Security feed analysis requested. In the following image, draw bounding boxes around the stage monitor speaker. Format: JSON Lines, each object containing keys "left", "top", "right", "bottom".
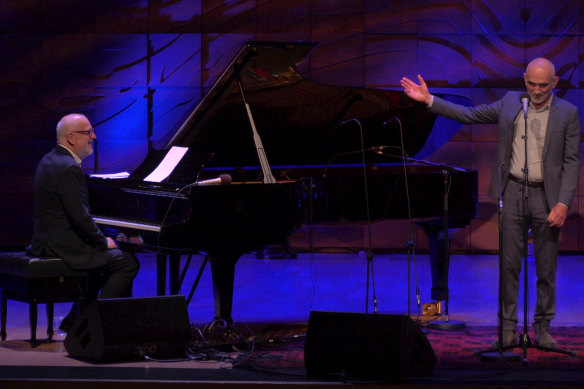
{"left": 64, "top": 295, "right": 191, "bottom": 362}
{"left": 304, "top": 311, "right": 436, "bottom": 381}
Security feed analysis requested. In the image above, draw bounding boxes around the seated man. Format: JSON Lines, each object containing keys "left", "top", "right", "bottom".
{"left": 27, "top": 113, "right": 139, "bottom": 331}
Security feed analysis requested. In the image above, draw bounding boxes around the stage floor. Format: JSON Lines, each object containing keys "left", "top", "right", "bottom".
{"left": 1, "top": 251, "right": 584, "bottom": 388}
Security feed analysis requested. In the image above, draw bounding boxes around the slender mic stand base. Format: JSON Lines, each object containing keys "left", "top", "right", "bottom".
{"left": 474, "top": 330, "right": 521, "bottom": 362}
{"left": 477, "top": 333, "right": 576, "bottom": 364}
{"left": 478, "top": 350, "right": 521, "bottom": 362}
{"left": 517, "top": 333, "right": 577, "bottom": 364}
{"left": 427, "top": 318, "right": 466, "bottom": 330}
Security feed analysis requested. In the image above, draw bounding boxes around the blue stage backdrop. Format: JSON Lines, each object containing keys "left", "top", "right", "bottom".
{"left": 0, "top": 0, "right": 582, "bottom": 252}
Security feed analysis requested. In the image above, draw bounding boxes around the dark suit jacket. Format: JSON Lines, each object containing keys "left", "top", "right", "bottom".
{"left": 27, "top": 146, "right": 109, "bottom": 270}
{"left": 430, "top": 91, "right": 580, "bottom": 209}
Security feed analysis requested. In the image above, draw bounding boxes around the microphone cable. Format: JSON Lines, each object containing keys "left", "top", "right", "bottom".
{"left": 156, "top": 152, "right": 215, "bottom": 256}
{"left": 156, "top": 181, "right": 196, "bottom": 250}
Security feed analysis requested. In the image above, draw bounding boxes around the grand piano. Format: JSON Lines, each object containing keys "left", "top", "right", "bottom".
{"left": 88, "top": 41, "right": 478, "bottom": 323}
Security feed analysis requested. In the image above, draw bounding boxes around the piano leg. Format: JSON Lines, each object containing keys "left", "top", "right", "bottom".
{"left": 156, "top": 254, "right": 166, "bottom": 296}
{"left": 210, "top": 256, "right": 237, "bottom": 324}
{"left": 417, "top": 223, "right": 460, "bottom": 302}
{"left": 155, "top": 252, "right": 182, "bottom": 295}
{"left": 168, "top": 253, "right": 181, "bottom": 295}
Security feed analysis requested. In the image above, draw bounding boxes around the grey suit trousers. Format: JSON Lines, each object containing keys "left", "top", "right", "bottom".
{"left": 501, "top": 179, "right": 559, "bottom": 330}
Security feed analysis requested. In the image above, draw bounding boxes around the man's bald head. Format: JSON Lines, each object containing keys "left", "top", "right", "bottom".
{"left": 525, "top": 57, "right": 556, "bottom": 78}
{"left": 56, "top": 113, "right": 96, "bottom": 160}
{"left": 56, "top": 113, "right": 89, "bottom": 142}
{"left": 524, "top": 57, "right": 559, "bottom": 109}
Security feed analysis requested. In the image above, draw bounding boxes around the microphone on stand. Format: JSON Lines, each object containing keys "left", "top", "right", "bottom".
{"left": 520, "top": 93, "right": 530, "bottom": 118}
{"left": 382, "top": 117, "right": 400, "bottom": 127}
{"left": 339, "top": 118, "right": 357, "bottom": 126}
{"left": 371, "top": 146, "right": 391, "bottom": 155}
{"left": 194, "top": 173, "right": 232, "bottom": 186}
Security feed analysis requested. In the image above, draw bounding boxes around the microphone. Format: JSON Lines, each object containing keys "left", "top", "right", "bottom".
{"left": 382, "top": 117, "right": 400, "bottom": 127}
{"left": 371, "top": 146, "right": 391, "bottom": 154}
{"left": 339, "top": 118, "right": 357, "bottom": 126}
{"left": 194, "top": 173, "right": 232, "bottom": 186}
{"left": 520, "top": 93, "right": 530, "bottom": 118}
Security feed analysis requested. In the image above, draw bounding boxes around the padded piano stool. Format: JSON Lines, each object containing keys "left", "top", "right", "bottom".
{"left": 0, "top": 252, "right": 88, "bottom": 346}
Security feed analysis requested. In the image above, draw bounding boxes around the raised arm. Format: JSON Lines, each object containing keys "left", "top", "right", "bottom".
{"left": 400, "top": 74, "right": 432, "bottom": 105}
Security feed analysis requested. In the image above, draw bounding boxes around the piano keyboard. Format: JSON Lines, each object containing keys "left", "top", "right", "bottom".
{"left": 92, "top": 216, "right": 162, "bottom": 232}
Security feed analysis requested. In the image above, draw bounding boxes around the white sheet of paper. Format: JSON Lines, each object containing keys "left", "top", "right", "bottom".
{"left": 89, "top": 171, "right": 130, "bottom": 179}
{"left": 143, "top": 146, "right": 189, "bottom": 183}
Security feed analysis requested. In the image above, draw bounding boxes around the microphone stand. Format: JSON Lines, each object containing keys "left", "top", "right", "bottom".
{"left": 372, "top": 148, "right": 465, "bottom": 321}
{"left": 476, "top": 102, "right": 575, "bottom": 362}
{"left": 514, "top": 104, "right": 576, "bottom": 362}
{"left": 519, "top": 110, "right": 531, "bottom": 362}
{"left": 476, "top": 162, "right": 520, "bottom": 361}
{"left": 341, "top": 119, "right": 378, "bottom": 313}
{"left": 427, "top": 170, "right": 465, "bottom": 330}
{"left": 375, "top": 118, "right": 422, "bottom": 318}
{"left": 389, "top": 118, "right": 420, "bottom": 318}
{"left": 359, "top": 119, "right": 378, "bottom": 314}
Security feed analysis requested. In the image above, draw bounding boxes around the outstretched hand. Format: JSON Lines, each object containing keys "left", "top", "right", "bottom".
{"left": 400, "top": 74, "right": 432, "bottom": 105}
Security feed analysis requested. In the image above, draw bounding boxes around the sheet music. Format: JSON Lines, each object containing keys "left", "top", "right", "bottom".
{"left": 143, "top": 146, "right": 189, "bottom": 182}
{"left": 90, "top": 171, "right": 130, "bottom": 179}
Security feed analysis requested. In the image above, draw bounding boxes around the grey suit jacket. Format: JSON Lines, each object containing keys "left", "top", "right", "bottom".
{"left": 430, "top": 92, "right": 580, "bottom": 209}
{"left": 27, "top": 146, "right": 109, "bottom": 270}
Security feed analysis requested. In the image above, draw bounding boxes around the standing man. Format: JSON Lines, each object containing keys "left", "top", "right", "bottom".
{"left": 27, "top": 113, "right": 140, "bottom": 331}
{"left": 400, "top": 58, "right": 580, "bottom": 348}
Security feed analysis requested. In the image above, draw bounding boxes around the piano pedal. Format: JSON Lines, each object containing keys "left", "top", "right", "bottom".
{"left": 422, "top": 301, "right": 443, "bottom": 316}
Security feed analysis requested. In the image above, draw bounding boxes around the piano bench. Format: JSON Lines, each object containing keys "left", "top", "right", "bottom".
{"left": 0, "top": 252, "right": 89, "bottom": 346}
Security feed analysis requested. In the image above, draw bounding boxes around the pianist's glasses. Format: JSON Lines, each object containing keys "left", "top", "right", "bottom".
{"left": 69, "top": 128, "right": 96, "bottom": 137}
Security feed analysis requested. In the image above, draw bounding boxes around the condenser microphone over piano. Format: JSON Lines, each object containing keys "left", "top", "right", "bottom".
{"left": 382, "top": 117, "right": 400, "bottom": 127}
{"left": 195, "top": 174, "right": 232, "bottom": 186}
{"left": 339, "top": 118, "right": 357, "bottom": 126}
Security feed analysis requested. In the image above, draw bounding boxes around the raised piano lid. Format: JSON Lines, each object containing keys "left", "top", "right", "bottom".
{"left": 131, "top": 41, "right": 468, "bottom": 184}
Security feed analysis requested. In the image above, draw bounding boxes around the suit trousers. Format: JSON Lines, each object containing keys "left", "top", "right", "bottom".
{"left": 501, "top": 179, "right": 559, "bottom": 330}
{"left": 41, "top": 245, "right": 140, "bottom": 302}
{"left": 92, "top": 248, "right": 140, "bottom": 300}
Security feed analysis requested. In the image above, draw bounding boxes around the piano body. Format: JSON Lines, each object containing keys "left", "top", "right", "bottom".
{"left": 88, "top": 41, "right": 478, "bottom": 322}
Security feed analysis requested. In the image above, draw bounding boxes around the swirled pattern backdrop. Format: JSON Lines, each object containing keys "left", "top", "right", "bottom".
{"left": 0, "top": 0, "right": 582, "bottom": 252}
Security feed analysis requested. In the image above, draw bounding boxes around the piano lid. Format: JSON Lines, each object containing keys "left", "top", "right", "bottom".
{"left": 147, "top": 41, "right": 464, "bottom": 177}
